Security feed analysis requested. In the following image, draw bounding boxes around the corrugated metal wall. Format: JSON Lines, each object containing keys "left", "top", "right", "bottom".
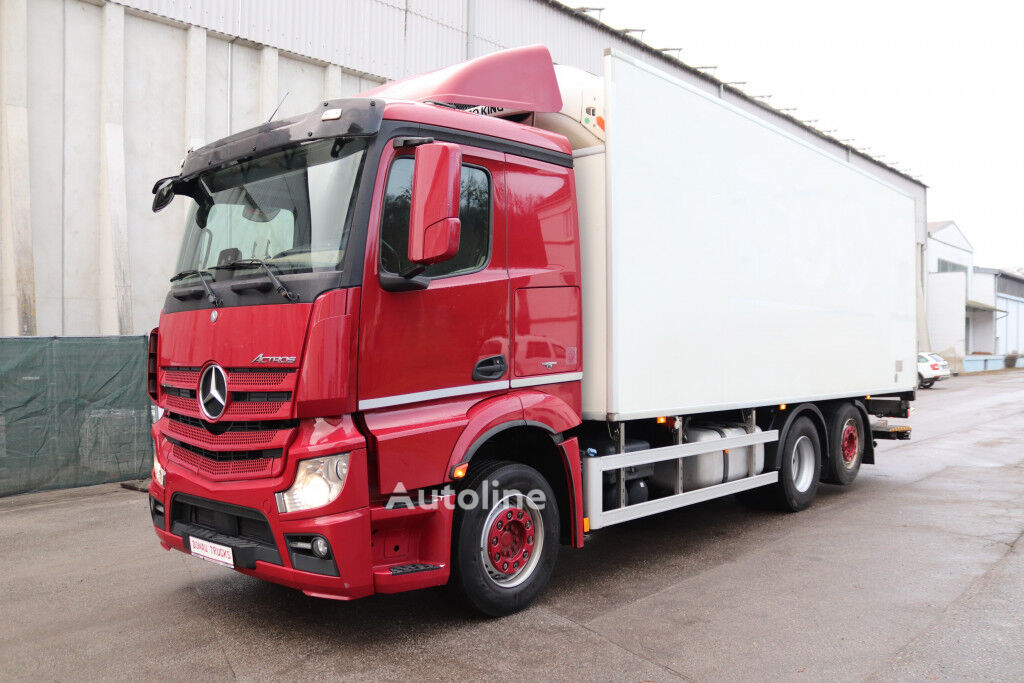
{"left": 116, "top": 0, "right": 681, "bottom": 80}
{"left": 0, "top": 0, "right": 926, "bottom": 339}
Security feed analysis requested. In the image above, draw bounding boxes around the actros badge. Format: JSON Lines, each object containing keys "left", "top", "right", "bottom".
{"left": 252, "top": 353, "right": 297, "bottom": 364}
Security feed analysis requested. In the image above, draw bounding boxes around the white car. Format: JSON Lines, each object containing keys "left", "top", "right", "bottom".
{"left": 917, "top": 352, "right": 951, "bottom": 388}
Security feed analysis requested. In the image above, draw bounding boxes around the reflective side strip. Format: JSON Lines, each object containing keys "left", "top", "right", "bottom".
{"left": 358, "top": 380, "right": 511, "bottom": 411}
{"left": 509, "top": 372, "right": 584, "bottom": 388}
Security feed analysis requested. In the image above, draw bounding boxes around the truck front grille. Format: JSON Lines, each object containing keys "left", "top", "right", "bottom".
{"left": 165, "top": 412, "right": 296, "bottom": 448}
{"left": 224, "top": 401, "right": 288, "bottom": 417}
{"left": 160, "top": 382, "right": 292, "bottom": 419}
{"left": 166, "top": 436, "right": 283, "bottom": 481}
{"left": 163, "top": 366, "right": 201, "bottom": 385}
{"left": 225, "top": 369, "right": 291, "bottom": 387}
{"left": 160, "top": 413, "right": 297, "bottom": 481}
{"left": 161, "top": 366, "right": 295, "bottom": 389}
{"left": 164, "top": 394, "right": 198, "bottom": 414}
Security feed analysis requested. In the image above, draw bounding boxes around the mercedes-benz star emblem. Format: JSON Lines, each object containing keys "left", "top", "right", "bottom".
{"left": 198, "top": 364, "right": 228, "bottom": 420}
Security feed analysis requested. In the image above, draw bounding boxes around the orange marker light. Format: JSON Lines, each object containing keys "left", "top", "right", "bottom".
{"left": 656, "top": 416, "right": 667, "bottom": 424}
{"left": 596, "top": 115, "right": 605, "bottom": 131}
{"left": 452, "top": 462, "right": 469, "bottom": 479}
{"left": 779, "top": 404, "right": 787, "bottom": 410}
{"left": 583, "top": 517, "right": 590, "bottom": 533}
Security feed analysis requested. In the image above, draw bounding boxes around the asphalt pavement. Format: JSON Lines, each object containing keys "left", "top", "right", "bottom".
{"left": 2, "top": 371, "right": 1023, "bottom": 681}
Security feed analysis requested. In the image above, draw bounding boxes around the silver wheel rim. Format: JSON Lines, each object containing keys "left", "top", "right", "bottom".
{"left": 479, "top": 492, "right": 545, "bottom": 588}
{"left": 790, "top": 435, "right": 815, "bottom": 493}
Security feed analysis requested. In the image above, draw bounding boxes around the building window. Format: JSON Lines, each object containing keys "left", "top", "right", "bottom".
{"left": 937, "top": 259, "right": 967, "bottom": 274}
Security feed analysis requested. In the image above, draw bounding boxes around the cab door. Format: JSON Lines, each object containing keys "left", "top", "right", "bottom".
{"left": 358, "top": 142, "right": 509, "bottom": 493}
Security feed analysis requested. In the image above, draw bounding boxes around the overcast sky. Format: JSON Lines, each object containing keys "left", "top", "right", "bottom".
{"left": 595, "top": 0, "right": 1024, "bottom": 271}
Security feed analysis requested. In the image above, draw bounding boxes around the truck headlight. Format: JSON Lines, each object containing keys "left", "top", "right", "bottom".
{"left": 152, "top": 452, "right": 166, "bottom": 487}
{"left": 276, "top": 453, "right": 350, "bottom": 513}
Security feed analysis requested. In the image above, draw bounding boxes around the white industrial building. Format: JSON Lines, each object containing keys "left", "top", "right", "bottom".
{"left": 925, "top": 220, "right": 982, "bottom": 368}
{"left": 975, "top": 268, "right": 1024, "bottom": 357}
{"left": 925, "top": 220, "right": 1024, "bottom": 372}
{"left": 1, "top": 0, "right": 928, "bottom": 339}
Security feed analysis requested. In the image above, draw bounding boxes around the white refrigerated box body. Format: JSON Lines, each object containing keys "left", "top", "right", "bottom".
{"left": 563, "top": 52, "right": 917, "bottom": 420}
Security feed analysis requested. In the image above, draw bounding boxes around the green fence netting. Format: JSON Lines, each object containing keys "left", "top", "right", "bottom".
{"left": 0, "top": 336, "right": 153, "bottom": 497}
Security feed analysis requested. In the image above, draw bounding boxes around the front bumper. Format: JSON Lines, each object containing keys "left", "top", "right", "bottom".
{"left": 151, "top": 487, "right": 374, "bottom": 600}
{"left": 149, "top": 414, "right": 453, "bottom": 600}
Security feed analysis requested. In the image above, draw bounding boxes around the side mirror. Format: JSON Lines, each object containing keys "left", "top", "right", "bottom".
{"left": 407, "top": 142, "right": 461, "bottom": 272}
{"left": 152, "top": 176, "right": 177, "bottom": 212}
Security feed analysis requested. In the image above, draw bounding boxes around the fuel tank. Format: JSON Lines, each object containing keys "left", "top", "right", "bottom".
{"left": 680, "top": 425, "right": 765, "bottom": 492}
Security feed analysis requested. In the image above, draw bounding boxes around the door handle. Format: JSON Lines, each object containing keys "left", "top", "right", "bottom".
{"left": 472, "top": 355, "right": 507, "bottom": 381}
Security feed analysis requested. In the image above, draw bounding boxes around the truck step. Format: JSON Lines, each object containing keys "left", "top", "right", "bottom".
{"left": 871, "top": 421, "right": 912, "bottom": 440}
{"left": 388, "top": 563, "right": 442, "bottom": 576}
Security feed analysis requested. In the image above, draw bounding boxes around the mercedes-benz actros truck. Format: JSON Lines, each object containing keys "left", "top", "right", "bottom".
{"left": 147, "top": 45, "right": 917, "bottom": 616}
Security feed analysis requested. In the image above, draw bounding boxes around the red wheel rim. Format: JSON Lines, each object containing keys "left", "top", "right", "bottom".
{"left": 486, "top": 506, "right": 536, "bottom": 576}
{"left": 841, "top": 421, "right": 859, "bottom": 466}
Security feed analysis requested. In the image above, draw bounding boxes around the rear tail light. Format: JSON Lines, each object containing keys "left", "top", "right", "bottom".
{"left": 930, "top": 363, "right": 939, "bottom": 370}
{"left": 147, "top": 328, "right": 159, "bottom": 403}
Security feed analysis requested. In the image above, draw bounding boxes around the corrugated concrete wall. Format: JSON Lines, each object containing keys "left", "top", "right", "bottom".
{"left": 1, "top": 0, "right": 928, "bottom": 339}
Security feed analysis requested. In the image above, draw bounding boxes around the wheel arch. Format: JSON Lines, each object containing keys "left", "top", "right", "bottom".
{"left": 765, "top": 403, "right": 828, "bottom": 471}
{"left": 460, "top": 424, "right": 581, "bottom": 546}
{"left": 449, "top": 389, "right": 583, "bottom": 548}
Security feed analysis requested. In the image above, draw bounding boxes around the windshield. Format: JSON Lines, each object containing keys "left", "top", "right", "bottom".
{"left": 173, "top": 137, "right": 367, "bottom": 279}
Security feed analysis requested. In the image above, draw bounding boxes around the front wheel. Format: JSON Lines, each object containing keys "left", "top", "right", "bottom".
{"left": 450, "top": 461, "right": 560, "bottom": 616}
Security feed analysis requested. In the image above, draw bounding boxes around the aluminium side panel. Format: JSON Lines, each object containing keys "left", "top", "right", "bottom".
{"left": 598, "top": 51, "right": 917, "bottom": 420}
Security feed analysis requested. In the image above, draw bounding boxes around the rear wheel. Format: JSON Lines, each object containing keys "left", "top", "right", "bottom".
{"left": 450, "top": 461, "right": 559, "bottom": 616}
{"left": 823, "top": 403, "right": 864, "bottom": 485}
{"left": 918, "top": 374, "right": 934, "bottom": 389}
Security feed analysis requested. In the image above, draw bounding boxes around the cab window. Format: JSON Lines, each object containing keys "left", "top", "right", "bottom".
{"left": 379, "top": 157, "right": 491, "bottom": 278}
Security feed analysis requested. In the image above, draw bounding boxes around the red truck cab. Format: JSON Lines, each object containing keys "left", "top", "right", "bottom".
{"left": 148, "top": 47, "right": 585, "bottom": 615}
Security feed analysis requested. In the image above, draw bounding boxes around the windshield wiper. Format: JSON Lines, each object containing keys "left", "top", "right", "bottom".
{"left": 169, "top": 269, "right": 223, "bottom": 307}
{"left": 212, "top": 258, "right": 299, "bottom": 302}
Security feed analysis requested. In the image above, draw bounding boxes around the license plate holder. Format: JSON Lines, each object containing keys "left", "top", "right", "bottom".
{"left": 188, "top": 536, "right": 235, "bottom": 568}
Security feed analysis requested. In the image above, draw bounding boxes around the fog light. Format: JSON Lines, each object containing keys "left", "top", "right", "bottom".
{"left": 311, "top": 536, "right": 330, "bottom": 559}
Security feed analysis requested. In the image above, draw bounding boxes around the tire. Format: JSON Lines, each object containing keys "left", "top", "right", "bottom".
{"left": 918, "top": 374, "right": 935, "bottom": 389}
{"left": 923, "top": 379, "right": 935, "bottom": 389}
{"left": 761, "top": 415, "right": 821, "bottom": 511}
{"left": 822, "top": 403, "right": 864, "bottom": 485}
{"left": 450, "top": 461, "right": 560, "bottom": 617}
